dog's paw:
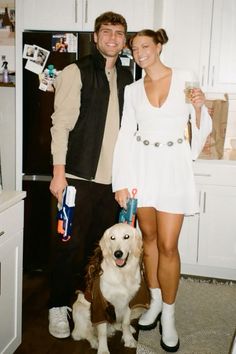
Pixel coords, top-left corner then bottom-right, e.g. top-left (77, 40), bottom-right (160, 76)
top-left (97, 350), bottom-right (110, 354)
top-left (113, 322), bottom-right (122, 331)
top-left (71, 330), bottom-right (82, 341)
top-left (130, 324), bottom-right (136, 334)
top-left (107, 324), bottom-right (116, 337)
top-left (123, 336), bottom-right (137, 348)
top-left (88, 336), bottom-right (98, 349)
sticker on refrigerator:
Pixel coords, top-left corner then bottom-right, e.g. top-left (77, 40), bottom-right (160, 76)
top-left (24, 44), bottom-right (50, 74)
top-left (52, 33), bottom-right (77, 53)
top-left (38, 64), bottom-right (61, 92)
top-left (23, 44), bottom-right (38, 60)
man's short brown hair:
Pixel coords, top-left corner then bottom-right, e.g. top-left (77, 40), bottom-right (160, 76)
top-left (94, 11), bottom-right (127, 34)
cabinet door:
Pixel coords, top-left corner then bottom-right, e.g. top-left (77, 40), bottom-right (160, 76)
top-left (160, 0), bottom-right (212, 83)
top-left (0, 232), bottom-right (23, 354)
top-left (160, 0), bottom-right (236, 93)
top-left (22, 0), bottom-right (83, 30)
top-left (179, 213), bottom-right (199, 264)
top-left (208, 0), bottom-right (236, 92)
top-left (198, 185), bottom-right (236, 270)
top-left (179, 188), bottom-right (200, 264)
top-left (82, 0), bottom-right (155, 31)
top-left (0, 87), bottom-right (16, 190)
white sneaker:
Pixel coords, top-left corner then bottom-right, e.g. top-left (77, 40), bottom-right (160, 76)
top-left (49, 306), bottom-right (71, 338)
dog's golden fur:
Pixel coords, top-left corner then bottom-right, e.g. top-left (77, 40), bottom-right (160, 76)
top-left (72, 223), bottom-right (148, 354)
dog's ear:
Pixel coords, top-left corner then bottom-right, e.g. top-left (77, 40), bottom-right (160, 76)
top-left (132, 228), bottom-right (143, 258)
top-left (99, 228), bottom-right (111, 257)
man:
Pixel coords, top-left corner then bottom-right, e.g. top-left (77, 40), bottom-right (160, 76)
top-left (48, 11), bottom-right (133, 339)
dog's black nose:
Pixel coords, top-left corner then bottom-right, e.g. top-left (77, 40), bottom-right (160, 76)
top-left (114, 250), bottom-right (123, 259)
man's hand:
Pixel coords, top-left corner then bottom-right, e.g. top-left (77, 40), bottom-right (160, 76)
top-left (49, 164), bottom-right (67, 203)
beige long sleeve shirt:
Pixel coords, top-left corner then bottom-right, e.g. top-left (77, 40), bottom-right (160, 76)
top-left (51, 63), bottom-right (120, 184)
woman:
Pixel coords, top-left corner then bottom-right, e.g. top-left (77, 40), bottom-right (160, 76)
top-left (112, 29), bottom-right (212, 352)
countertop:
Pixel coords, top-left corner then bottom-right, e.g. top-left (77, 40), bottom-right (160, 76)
top-left (0, 82), bottom-right (15, 87)
top-left (196, 158), bottom-right (236, 166)
top-left (0, 190), bottom-right (26, 213)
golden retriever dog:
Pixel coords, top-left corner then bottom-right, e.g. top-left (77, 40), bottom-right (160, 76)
top-left (71, 223), bottom-right (150, 354)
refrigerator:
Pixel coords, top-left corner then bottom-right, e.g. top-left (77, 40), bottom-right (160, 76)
top-left (22, 30), bottom-right (141, 272)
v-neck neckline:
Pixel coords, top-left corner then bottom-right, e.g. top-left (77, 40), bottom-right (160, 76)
top-left (142, 68), bottom-right (173, 109)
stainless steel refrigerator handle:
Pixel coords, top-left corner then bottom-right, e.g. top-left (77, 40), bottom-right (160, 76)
top-left (194, 173), bottom-right (211, 177)
top-left (211, 65), bottom-right (215, 87)
top-left (85, 0), bottom-right (88, 23)
top-left (201, 65), bottom-right (205, 86)
top-left (203, 192), bottom-right (206, 213)
top-left (23, 175), bottom-right (52, 182)
top-left (75, 0), bottom-right (78, 23)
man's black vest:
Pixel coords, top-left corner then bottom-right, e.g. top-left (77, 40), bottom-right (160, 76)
top-left (65, 48), bottom-right (133, 180)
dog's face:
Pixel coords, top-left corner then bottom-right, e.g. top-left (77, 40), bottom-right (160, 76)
top-left (99, 223), bottom-right (142, 268)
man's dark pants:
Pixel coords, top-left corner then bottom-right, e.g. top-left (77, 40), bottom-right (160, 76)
top-left (48, 178), bottom-right (119, 308)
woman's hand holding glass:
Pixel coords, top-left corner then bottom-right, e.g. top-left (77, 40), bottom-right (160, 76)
top-left (190, 88), bottom-right (206, 109)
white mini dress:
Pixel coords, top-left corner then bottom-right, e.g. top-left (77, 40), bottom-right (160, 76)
top-left (112, 68), bottom-right (212, 215)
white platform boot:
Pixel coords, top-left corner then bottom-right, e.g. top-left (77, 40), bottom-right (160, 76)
top-left (160, 302), bottom-right (179, 352)
top-left (138, 288), bottom-right (162, 330)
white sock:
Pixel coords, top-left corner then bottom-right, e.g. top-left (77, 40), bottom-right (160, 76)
top-left (161, 302), bottom-right (178, 347)
top-left (138, 288), bottom-right (162, 325)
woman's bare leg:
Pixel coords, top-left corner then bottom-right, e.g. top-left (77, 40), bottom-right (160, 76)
top-left (137, 207), bottom-right (162, 329)
top-left (137, 207), bottom-right (159, 288)
top-left (155, 210), bottom-right (183, 352)
top-left (137, 207), bottom-right (183, 344)
top-left (156, 211), bottom-right (183, 304)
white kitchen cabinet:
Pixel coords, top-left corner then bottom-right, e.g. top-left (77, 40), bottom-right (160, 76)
top-left (0, 87), bottom-right (16, 190)
top-left (209, 0), bottom-right (236, 92)
top-left (179, 160), bottom-right (236, 280)
top-left (20, 0), bottom-right (156, 32)
top-left (198, 185), bottom-right (236, 270)
top-left (81, 0), bottom-right (156, 32)
top-left (0, 192), bottom-right (26, 354)
top-left (159, 0), bottom-right (236, 93)
top-left (178, 199), bottom-right (199, 265)
top-left (21, 0), bottom-right (84, 31)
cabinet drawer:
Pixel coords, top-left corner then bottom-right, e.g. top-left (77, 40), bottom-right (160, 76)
top-left (193, 160), bottom-right (236, 186)
top-left (0, 201), bottom-right (24, 246)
